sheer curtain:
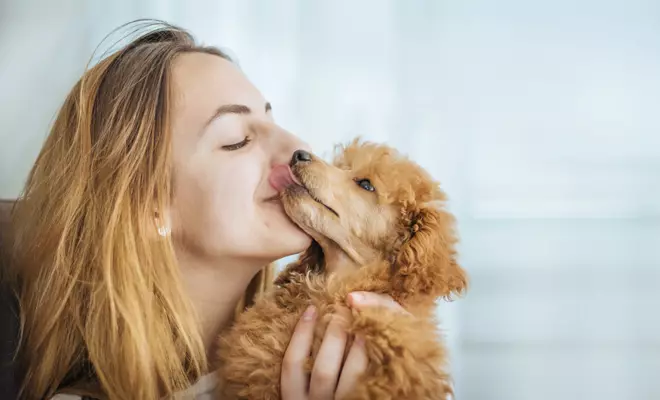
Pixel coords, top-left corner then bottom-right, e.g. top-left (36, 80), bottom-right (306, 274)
top-left (1, 0), bottom-right (659, 398)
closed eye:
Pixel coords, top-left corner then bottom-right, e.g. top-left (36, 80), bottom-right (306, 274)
top-left (222, 137), bottom-right (251, 151)
top-left (355, 178), bottom-right (375, 192)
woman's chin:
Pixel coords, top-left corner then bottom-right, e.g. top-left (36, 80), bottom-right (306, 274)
top-left (261, 198), bottom-right (313, 258)
top-left (276, 227), bottom-right (312, 258)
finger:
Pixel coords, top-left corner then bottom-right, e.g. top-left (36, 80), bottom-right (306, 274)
top-left (346, 292), bottom-right (410, 314)
top-left (335, 336), bottom-right (368, 400)
top-left (309, 307), bottom-right (350, 400)
top-left (281, 305), bottom-right (317, 400)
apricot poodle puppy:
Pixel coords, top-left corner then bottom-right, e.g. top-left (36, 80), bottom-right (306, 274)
top-left (217, 139), bottom-right (467, 399)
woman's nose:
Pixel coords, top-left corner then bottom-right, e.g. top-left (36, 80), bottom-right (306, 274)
top-left (267, 122), bottom-right (312, 165)
top-left (290, 149), bottom-right (312, 166)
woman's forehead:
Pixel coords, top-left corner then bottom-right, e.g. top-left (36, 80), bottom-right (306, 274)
top-left (169, 52), bottom-right (264, 130)
top-left (172, 53), bottom-right (243, 107)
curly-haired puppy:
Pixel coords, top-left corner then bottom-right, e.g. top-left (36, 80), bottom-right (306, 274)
top-left (217, 139), bottom-right (467, 399)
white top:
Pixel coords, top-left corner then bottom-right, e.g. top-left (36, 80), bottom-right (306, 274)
top-left (51, 371), bottom-right (219, 400)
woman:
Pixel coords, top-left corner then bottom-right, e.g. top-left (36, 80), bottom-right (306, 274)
top-left (10, 21), bottom-right (408, 399)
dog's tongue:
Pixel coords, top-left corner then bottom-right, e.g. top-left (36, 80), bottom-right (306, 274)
top-left (269, 164), bottom-right (299, 192)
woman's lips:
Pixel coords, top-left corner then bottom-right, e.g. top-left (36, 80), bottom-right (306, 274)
top-left (269, 164), bottom-right (301, 192)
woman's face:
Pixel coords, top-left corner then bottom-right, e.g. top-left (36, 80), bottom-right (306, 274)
top-left (168, 52), bottom-right (311, 266)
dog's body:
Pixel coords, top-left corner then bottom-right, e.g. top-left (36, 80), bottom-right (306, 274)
top-left (217, 140), bottom-right (467, 400)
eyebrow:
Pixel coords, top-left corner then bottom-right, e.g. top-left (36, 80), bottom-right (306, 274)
top-left (204, 102), bottom-right (272, 128)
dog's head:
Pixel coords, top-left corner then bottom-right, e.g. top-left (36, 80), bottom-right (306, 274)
top-left (277, 139), bottom-right (467, 300)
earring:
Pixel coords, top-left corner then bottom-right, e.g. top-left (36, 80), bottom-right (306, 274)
top-left (157, 224), bottom-right (170, 237)
top-left (155, 212), bottom-right (170, 237)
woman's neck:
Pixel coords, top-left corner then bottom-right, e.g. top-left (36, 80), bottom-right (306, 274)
top-left (177, 251), bottom-right (265, 368)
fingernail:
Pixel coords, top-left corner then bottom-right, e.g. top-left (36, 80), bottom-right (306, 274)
top-left (349, 292), bottom-right (365, 305)
top-left (302, 305), bottom-right (316, 321)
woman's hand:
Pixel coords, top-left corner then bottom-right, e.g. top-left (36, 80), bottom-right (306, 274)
top-left (281, 292), bottom-right (408, 400)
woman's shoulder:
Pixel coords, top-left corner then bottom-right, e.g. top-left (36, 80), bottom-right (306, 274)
top-left (172, 372), bottom-right (219, 399)
top-left (50, 372), bottom-right (219, 400)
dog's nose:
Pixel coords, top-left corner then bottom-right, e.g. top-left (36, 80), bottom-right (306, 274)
top-left (290, 149), bottom-right (312, 166)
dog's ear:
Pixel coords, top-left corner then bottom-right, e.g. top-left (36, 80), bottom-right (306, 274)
top-left (391, 202), bottom-right (467, 301)
top-left (274, 241), bottom-right (324, 286)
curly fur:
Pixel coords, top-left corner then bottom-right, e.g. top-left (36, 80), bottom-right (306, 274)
top-left (217, 139), bottom-right (467, 399)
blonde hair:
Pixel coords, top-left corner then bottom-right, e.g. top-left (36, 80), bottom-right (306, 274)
top-left (10, 21), bottom-right (273, 399)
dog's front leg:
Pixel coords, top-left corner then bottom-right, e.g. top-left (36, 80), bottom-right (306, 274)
top-left (344, 307), bottom-right (453, 400)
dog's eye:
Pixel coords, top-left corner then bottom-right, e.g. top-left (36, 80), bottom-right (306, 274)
top-left (356, 179), bottom-right (375, 192)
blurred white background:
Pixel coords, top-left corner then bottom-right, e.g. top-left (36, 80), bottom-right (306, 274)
top-left (1, 0), bottom-right (659, 399)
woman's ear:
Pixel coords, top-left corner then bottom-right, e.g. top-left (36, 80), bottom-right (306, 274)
top-left (391, 203), bottom-right (467, 301)
top-left (274, 241), bottom-right (324, 286)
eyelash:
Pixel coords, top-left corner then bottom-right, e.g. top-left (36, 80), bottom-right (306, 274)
top-left (222, 137), bottom-right (251, 151)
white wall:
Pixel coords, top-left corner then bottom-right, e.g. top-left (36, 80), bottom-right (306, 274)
top-left (0, 0), bottom-right (86, 197)
top-left (1, 1), bottom-right (659, 399)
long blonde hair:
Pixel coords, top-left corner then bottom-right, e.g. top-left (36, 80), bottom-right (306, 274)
top-left (10, 21), bottom-right (273, 399)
